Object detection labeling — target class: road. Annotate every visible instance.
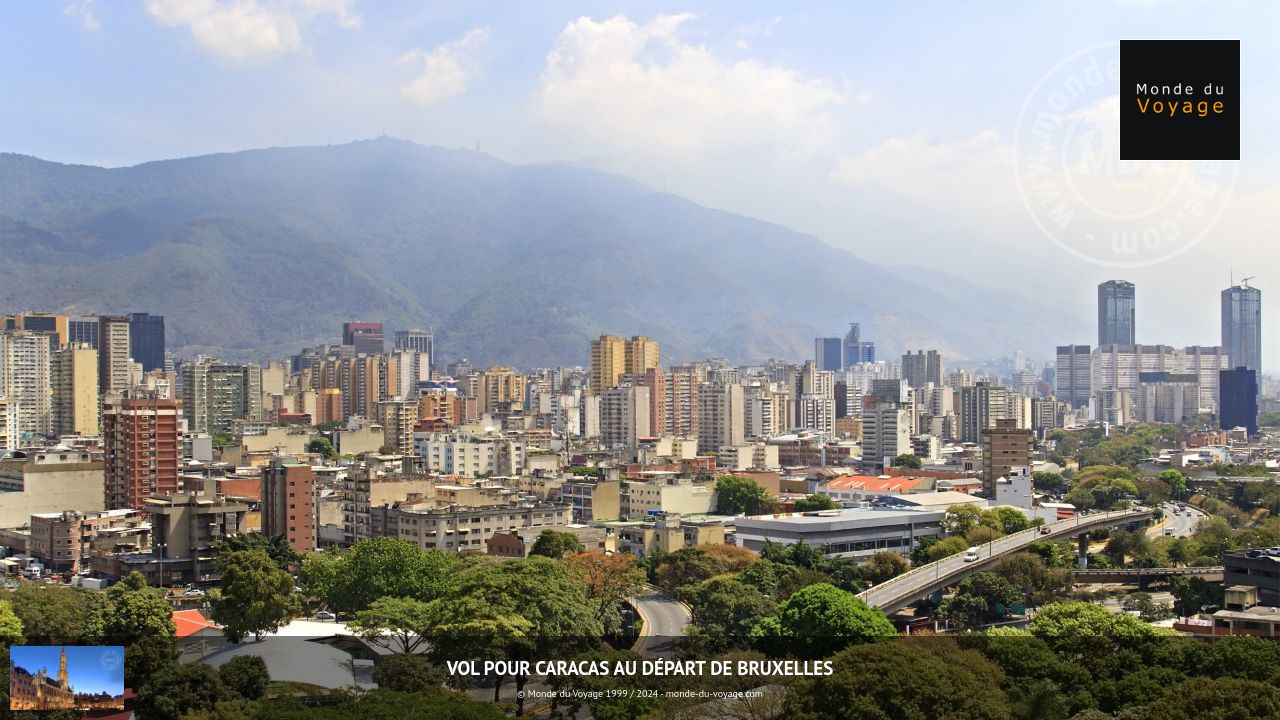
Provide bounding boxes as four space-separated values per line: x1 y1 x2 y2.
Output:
858 509 1153 614
629 587 692 657
1149 501 1204 539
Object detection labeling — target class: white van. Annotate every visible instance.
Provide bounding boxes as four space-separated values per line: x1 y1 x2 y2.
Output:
962 547 980 562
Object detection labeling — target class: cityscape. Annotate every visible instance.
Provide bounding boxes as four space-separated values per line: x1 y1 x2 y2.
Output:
3 2 1280 719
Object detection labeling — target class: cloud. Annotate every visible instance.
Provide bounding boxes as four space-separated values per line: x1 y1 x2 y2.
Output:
145 0 360 60
397 27 489 106
535 14 846 154
63 0 100 31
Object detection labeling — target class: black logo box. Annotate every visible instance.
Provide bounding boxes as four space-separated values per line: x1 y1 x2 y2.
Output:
1120 39 1239 160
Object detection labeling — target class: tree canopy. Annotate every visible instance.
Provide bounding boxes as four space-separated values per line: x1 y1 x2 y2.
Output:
715 475 772 515
211 550 301 642
750 583 895 659
528 529 585 559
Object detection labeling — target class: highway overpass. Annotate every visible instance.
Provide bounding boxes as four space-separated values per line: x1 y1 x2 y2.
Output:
1072 566 1223 586
857 509 1154 615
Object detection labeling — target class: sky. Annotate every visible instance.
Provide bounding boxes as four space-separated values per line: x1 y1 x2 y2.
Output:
2 1 1279 365
9 645 124 697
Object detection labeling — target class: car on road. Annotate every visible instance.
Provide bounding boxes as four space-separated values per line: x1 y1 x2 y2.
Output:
315 610 335 620
963 547 980 562
1040 525 1053 535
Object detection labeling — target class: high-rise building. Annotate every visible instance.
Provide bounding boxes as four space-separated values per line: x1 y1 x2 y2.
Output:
862 405 912 471
51 343 99 437
638 367 667 438
103 398 180 510
0 331 53 439
664 365 701 438
97 315 131 395
379 399 419 456
3 313 67 350
957 381 1007 444
1221 282 1262 376
66 316 99 349
262 457 316 553
1220 367 1258 435
476 366 525 414
1054 345 1092 409
600 385 652 448
182 361 263 436
589 335 660 393
314 355 383 420
901 350 944 390
844 323 875 367
697 382 744 452
342 321 384 355
1098 280 1136 346
814 337 844 372
127 313 166 372
393 328 434 354
981 418 1032 496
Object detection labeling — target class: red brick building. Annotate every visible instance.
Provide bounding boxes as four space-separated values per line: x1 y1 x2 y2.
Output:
103 398 180 510
261 457 315 553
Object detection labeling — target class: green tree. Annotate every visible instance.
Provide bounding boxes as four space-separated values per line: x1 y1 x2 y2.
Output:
103 574 179 688
0 599 23 645
944 503 984 536
214 533 303 571
980 506 1032 535
211 550 302 642
425 557 602 715
8 584 108 645
1158 469 1188 499
219 655 271 700
863 551 909 585
371 653 446 693
528 529 585 559
792 494 839 512
1146 677 1280 720
892 453 923 469
564 550 646 633
653 547 727 593
1168 575 1224 615
993 552 1072 607
306 437 337 459
348 596 434 654
1032 472 1070 495
136 662 231 720
1122 592 1174 622
679 576 776 651
715 475 772 515
785 639 1011 720
925 536 970 562
322 537 462 612
1028 601 1160 666
751 583 895 659
940 593 991 630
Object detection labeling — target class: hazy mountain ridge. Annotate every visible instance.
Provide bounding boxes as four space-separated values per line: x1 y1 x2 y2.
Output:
0 138 1078 366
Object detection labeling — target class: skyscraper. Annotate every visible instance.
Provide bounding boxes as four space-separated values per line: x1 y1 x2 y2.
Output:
128 313 166 372
394 328 434 373
51 343 99 437
844 323 875 367
342 321 384 355
589 335 660 393
1054 345 1092 409
1098 280 1136 346
901 350 944 389
0 331 53 439
814 337 844 372
1219 367 1258 435
103 397 180 510
1221 282 1262 375
97 315 131 395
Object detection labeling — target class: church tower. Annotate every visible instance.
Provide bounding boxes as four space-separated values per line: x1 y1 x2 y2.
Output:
57 647 69 690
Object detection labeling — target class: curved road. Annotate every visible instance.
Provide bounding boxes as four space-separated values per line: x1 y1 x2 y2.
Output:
1152 501 1204 538
858 509 1153 615
629 587 692 657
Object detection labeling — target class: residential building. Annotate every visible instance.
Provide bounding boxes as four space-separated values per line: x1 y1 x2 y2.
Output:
476 366 525 413
664 365 700 437
1098 280 1137 346
957 382 1007 444
600 385 651 449
393 328 434 370
261 458 316 553
901 350 944 389
382 500 571 553
103 398 180 510
51 344 99 437
609 512 727 557
28 508 149 574
862 405 912 471
123 479 248 586
559 475 622 522
414 431 526 476
97 315 131 395
622 476 716 519
697 382 744 452
1220 367 1259 435
487 524 611 558
1055 345 1092 409
182 361 263 436
1222 282 1262 376
589 335 660 393
0 448 105 528
380 398 419 456
981 418 1032 497
0 330 53 438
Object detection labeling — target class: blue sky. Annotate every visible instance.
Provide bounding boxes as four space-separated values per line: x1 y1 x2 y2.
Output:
3 1 1279 361
9 645 124 696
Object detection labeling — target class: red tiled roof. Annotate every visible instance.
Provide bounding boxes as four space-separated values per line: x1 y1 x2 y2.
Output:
823 475 929 493
172 609 220 638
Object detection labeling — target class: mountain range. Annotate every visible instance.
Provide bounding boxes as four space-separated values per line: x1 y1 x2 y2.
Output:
0 138 1081 368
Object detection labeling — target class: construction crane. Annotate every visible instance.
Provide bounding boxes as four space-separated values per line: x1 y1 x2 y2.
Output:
1241 276 1256 288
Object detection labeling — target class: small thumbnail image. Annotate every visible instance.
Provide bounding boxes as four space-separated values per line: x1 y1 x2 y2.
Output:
9 645 125 711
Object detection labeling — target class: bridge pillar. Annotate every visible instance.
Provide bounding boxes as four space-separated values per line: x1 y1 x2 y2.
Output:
1077 533 1089 569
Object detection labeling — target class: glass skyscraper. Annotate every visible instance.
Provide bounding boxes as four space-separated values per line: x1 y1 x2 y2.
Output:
1098 280 1136 346
1221 283 1262 374
128 312 166 372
